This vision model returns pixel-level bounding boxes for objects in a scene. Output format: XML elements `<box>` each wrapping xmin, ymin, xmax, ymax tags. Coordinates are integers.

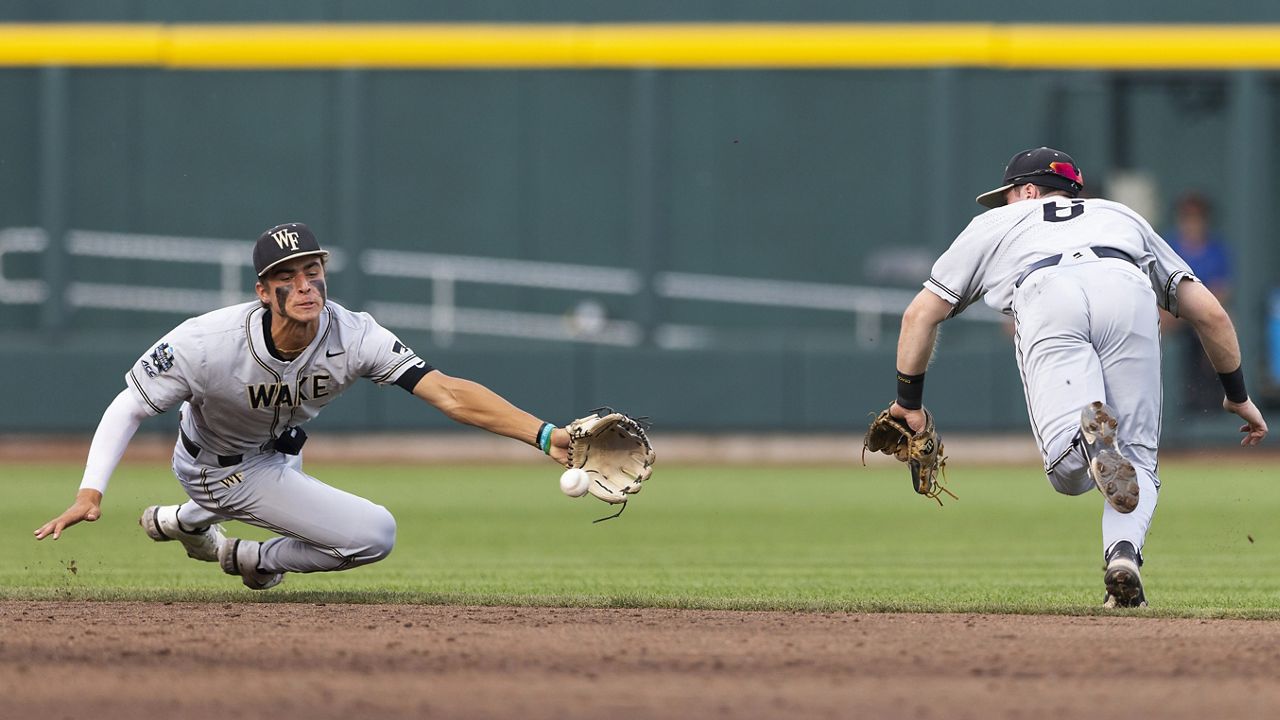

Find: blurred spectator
<box><xmin>1164</xmin><ymin>192</ymin><xmax>1234</xmax><ymax>414</ymax></box>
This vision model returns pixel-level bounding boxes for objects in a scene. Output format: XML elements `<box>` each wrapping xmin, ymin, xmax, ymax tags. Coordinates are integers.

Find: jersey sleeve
<box><xmin>923</xmin><ymin>215</ymin><xmax>991</xmax><ymax>316</ymax></box>
<box><xmin>124</xmin><ymin>323</ymin><xmax>200</xmax><ymax>416</ymax></box>
<box><xmin>1136</xmin><ymin>214</ymin><xmax>1200</xmax><ymax>316</ymax></box>
<box><xmin>354</xmin><ymin>314</ymin><xmax>436</xmax><ymax>391</ymax></box>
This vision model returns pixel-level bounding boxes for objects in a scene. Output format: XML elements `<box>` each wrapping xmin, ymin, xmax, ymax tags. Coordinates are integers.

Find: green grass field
<box><xmin>4</xmin><ymin>460</ymin><xmax>1276</xmax><ymax>617</ymax></box>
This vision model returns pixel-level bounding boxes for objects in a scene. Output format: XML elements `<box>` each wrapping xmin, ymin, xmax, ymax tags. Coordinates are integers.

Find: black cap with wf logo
<box><xmin>253</xmin><ymin>222</ymin><xmax>330</xmax><ymax>277</ymax></box>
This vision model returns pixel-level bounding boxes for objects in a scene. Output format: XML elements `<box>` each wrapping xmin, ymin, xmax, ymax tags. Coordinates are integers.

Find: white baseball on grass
<box><xmin>559</xmin><ymin>468</ymin><xmax>591</xmax><ymax>498</ymax></box>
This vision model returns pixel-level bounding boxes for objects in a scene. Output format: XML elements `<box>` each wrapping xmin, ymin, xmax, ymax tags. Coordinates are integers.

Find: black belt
<box><xmin>180</xmin><ymin>428</ymin><xmax>243</xmax><ymax>468</ymax></box>
<box><xmin>1014</xmin><ymin>246</ymin><xmax>1137</xmax><ymax>289</ymax></box>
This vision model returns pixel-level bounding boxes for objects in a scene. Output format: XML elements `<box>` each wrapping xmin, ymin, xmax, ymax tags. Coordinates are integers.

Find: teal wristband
<box><xmin>536</xmin><ymin>423</ymin><xmax>555</xmax><ymax>455</ymax></box>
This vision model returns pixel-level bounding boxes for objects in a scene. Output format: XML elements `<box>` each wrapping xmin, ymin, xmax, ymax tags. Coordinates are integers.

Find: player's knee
<box><xmin>1046</xmin><ymin>469</ymin><xmax>1092</xmax><ymax>496</ymax></box>
<box><xmin>368</xmin><ymin>506</ymin><xmax>397</xmax><ymax>561</ymax></box>
<box><xmin>350</xmin><ymin>506</ymin><xmax>397</xmax><ymax>564</ymax></box>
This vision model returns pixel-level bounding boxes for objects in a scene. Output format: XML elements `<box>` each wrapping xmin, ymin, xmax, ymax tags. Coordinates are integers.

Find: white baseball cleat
<box><xmin>1103</xmin><ymin>541</ymin><xmax>1147</xmax><ymax>608</ymax></box>
<box><xmin>218</xmin><ymin>538</ymin><xmax>284</xmax><ymax>590</ymax></box>
<box><xmin>140</xmin><ymin>505</ymin><xmax>226</xmax><ymax>562</ymax></box>
<box><xmin>1079</xmin><ymin>401</ymin><xmax>1139</xmax><ymax>513</ymax></box>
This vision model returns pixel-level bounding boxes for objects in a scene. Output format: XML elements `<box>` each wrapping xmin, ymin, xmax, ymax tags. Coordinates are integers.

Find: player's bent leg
<box><xmin>1014</xmin><ymin>272</ymin><xmax>1108</xmax><ymax>497</ymax></box>
<box><xmin>1041</xmin><ymin>423</ymin><xmax>1094</xmax><ymax>496</ymax></box>
<box><xmin>253</xmin><ymin>500</ymin><xmax>396</xmax><ymax>574</ymax></box>
<box><xmin>174</xmin><ymin>499</ymin><xmax>225</xmax><ymax>530</ymax></box>
<box><xmin>1043</xmin><ymin>402</ymin><xmax>1142</xmax><ymax>513</ymax></box>
<box><xmin>139</xmin><ymin>502</ymin><xmax>228</xmax><ymax>562</ymax></box>
<box><xmin>1079</xmin><ymin>402</ymin><xmax>1139</xmax><ymax>513</ymax></box>
<box><xmin>1043</xmin><ymin>447</ymin><xmax>1092</xmax><ymax>495</ymax></box>
<box><xmin>218</xmin><ymin>538</ymin><xmax>283</xmax><ymax>590</ymax></box>
<box><xmin>171</xmin><ymin>452</ymin><xmax>397</xmax><ymax>588</ymax></box>
<box><xmin>209</xmin><ymin>455</ymin><xmax>398</xmax><ymax>577</ymax></box>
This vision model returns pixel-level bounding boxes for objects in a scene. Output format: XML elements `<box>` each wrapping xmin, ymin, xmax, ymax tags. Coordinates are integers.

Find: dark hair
<box><xmin>1177</xmin><ymin>192</ymin><xmax>1211</xmax><ymax>217</ymax></box>
<box><xmin>1013</xmin><ymin>183</ymin><xmax>1073</xmax><ymax>199</ymax></box>
<box><xmin>1034</xmin><ymin>184</ymin><xmax>1072</xmax><ymax>198</ymax></box>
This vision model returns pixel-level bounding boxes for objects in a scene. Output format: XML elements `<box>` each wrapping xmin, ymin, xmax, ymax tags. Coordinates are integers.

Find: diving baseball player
<box><xmin>34</xmin><ymin>222</ymin><xmax>574</xmax><ymax>589</ymax></box>
<box><xmin>886</xmin><ymin>148</ymin><xmax>1267</xmax><ymax>607</ymax></box>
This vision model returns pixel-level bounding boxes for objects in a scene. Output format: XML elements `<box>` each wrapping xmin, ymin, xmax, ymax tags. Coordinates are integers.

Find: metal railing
<box><xmin>0</xmin><ymin>227</ymin><xmax>1002</xmax><ymax>348</ymax></box>
<box><xmin>360</xmin><ymin>248</ymin><xmax>644</xmax><ymax>346</ymax></box>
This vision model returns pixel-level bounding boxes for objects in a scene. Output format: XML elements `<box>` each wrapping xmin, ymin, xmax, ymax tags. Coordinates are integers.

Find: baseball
<box><xmin>559</xmin><ymin>468</ymin><xmax>591</xmax><ymax>497</ymax></box>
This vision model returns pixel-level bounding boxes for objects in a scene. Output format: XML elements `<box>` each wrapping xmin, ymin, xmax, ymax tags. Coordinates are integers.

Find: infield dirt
<box><xmin>2</xmin><ymin>602</ymin><xmax>1278</xmax><ymax>719</ymax></box>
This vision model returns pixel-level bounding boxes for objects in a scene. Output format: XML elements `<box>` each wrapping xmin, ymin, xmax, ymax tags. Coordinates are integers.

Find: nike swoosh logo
<box><xmin>326</xmin><ymin>350</ymin><xmax>345</xmax><ymax>358</ymax></box>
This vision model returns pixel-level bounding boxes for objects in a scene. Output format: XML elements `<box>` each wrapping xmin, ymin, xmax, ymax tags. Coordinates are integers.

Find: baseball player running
<box><xmin>887</xmin><ymin>148</ymin><xmax>1267</xmax><ymax>607</ymax></box>
<box><xmin>34</xmin><ymin>222</ymin><xmax>574</xmax><ymax>589</ymax></box>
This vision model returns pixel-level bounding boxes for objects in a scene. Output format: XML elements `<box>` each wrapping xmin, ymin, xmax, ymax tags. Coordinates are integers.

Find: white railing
<box><xmin>0</xmin><ymin>227</ymin><xmax>345</xmax><ymax>313</ymax></box>
<box><xmin>654</xmin><ymin>271</ymin><xmax>925</xmax><ymax>348</ymax></box>
<box><xmin>1</xmin><ymin>227</ymin><xmax>1001</xmax><ymax>348</ymax></box>
<box><xmin>0</xmin><ymin>228</ymin><xmax>47</xmax><ymax>304</ymax></box>
<box><xmin>361</xmin><ymin>248</ymin><xmax>644</xmax><ymax>346</ymax></box>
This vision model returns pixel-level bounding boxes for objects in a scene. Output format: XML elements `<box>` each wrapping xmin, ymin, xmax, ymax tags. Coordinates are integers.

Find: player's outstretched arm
<box><xmin>33</xmin><ymin>389</ymin><xmax>150</xmax><ymax>540</ymax></box>
<box><xmin>1178</xmin><ymin>279</ymin><xmax>1268</xmax><ymax>445</ymax></box>
<box><xmin>411</xmin><ymin>370</ymin><xmax>571</xmax><ymax>465</ymax></box>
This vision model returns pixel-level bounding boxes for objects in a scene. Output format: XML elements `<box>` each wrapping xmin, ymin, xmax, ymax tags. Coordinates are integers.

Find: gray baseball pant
<box><xmin>1012</xmin><ymin>257</ymin><xmax>1162</xmax><ymax>560</ymax></box>
<box><xmin>170</xmin><ymin>441</ymin><xmax>396</xmax><ymax>574</ymax></box>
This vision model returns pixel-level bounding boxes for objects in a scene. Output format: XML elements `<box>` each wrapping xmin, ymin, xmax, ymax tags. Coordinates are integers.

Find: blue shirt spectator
<box><xmin>1164</xmin><ymin>192</ymin><xmax>1232</xmax><ymax>301</ymax></box>
<box><xmin>1163</xmin><ymin>192</ymin><xmax>1234</xmax><ymax>416</ymax></box>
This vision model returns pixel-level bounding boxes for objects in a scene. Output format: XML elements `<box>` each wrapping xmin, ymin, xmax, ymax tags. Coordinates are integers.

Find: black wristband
<box><xmin>896</xmin><ymin>370</ymin><xmax>925</xmax><ymax>410</ymax></box>
<box><xmin>1219</xmin><ymin>366</ymin><xmax>1248</xmax><ymax>404</ymax></box>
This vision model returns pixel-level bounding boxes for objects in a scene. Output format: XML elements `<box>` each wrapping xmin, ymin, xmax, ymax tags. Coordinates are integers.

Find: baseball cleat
<box><xmin>140</xmin><ymin>505</ymin><xmax>226</xmax><ymax>562</ymax></box>
<box><xmin>218</xmin><ymin>538</ymin><xmax>284</xmax><ymax>590</ymax></box>
<box><xmin>1102</xmin><ymin>541</ymin><xmax>1147</xmax><ymax>608</ymax></box>
<box><xmin>1079</xmin><ymin>401</ymin><xmax>1139</xmax><ymax>513</ymax></box>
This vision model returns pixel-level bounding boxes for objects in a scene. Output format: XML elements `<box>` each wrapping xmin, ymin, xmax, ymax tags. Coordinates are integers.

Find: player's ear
<box><xmin>255</xmin><ymin>280</ymin><xmax>270</xmax><ymax>305</ymax></box>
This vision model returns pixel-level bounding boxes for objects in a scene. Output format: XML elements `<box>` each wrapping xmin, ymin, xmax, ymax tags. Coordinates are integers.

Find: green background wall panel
<box><xmin>0</xmin><ymin>73</ymin><xmax>38</xmax><ymax>230</ymax></box>
<box><xmin>0</xmin><ymin>21</ymin><xmax>1271</xmax><ymax>448</ymax></box>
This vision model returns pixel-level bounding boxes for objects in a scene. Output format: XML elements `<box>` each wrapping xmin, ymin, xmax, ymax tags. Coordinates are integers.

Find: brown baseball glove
<box><xmin>862</xmin><ymin>405</ymin><xmax>955</xmax><ymax>505</ymax></box>
<box><xmin>566</xmin><ymin>409</ymin><xmax>656</xmax><ymax>522</ymax></box>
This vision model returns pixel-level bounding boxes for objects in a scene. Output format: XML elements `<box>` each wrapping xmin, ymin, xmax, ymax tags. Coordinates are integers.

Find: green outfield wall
<box><xmin>1</xmin><ymin>18</ymin><xmax>1277</xmax><ymax>443</ymax></box>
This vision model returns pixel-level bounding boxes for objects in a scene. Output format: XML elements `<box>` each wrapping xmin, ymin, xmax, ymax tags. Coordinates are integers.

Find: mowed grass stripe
<box><xmin>3</xmin><ymin>461</ymin><xmax>1275</xmax><ymax>617</ymax></box>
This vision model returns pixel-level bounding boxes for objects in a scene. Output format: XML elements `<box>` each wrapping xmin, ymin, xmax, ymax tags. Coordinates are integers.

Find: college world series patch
<box><xmin>148</xmin><ymin>342</ymin><xmax>175</xmax><ymax>374</ymax></box>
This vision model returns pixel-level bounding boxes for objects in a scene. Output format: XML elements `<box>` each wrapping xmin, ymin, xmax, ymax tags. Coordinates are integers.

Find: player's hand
<box><xmin>547</xmin><ymin>427</ymin><xmax>571</xmax><ymax>467</ymax></box>
<box><xmin>889</xmin><ymin>402</ymin><xmax>927</xmax><ymax>434</ymax></box>
<box><xmin>33</xmin><ymin>489</ymin><xmax>103</xmax><ymax>540</ymax></box>
<box><xmin>1224</xmin><ymin>398</ymin><xmax>1268</xmax><ymax>446</ymax></box>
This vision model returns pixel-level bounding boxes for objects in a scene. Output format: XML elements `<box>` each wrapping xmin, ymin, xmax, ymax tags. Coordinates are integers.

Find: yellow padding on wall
<box><xmin>0</xmin><ymin>24</ymin><xmax>165</xmax><ymax>66</ymax></box>
<box><xmin>1003</xmin><ymin>25</ymin><xmax>1280</xmax><ymax>69</ymax></box>
<box><xmin>2</xmin><ymin>23</ymin><xmax>1280</xmax><ymax>69</ymax></box>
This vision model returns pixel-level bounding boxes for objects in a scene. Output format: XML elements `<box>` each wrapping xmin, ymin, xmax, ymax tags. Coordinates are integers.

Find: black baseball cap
<box><xmin>975</xmin><ymin>147</ymin><xmax>1085</xmax><ymax>209</ymax></box>
<box><xmin>253</xmin><ymin>222</ymin><xmax>329</xmax><ymax>277</ymax></box>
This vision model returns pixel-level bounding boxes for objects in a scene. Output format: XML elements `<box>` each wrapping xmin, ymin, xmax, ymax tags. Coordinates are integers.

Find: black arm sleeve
<box><xmin>394</xmin><ymin>363</ymin><xmax>436</xmax><ymax>393</ymax></box>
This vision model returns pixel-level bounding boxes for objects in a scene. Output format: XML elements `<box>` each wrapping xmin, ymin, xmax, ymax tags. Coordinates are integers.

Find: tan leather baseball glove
<box><xmin>566</xmin><ymin>409</ymin><xmax>656</xmax><ymax>521</ymax></box>
<box><xmin>862</xmin><ymin>405</ymin><xmax>955</xmax><ymax>506</ymax></box>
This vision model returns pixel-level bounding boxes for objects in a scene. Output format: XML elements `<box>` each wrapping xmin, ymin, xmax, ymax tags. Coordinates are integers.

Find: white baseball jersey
<box><xmin>924</xmin><ymin>197</ymin><xmax>1197</xmax><ymax>317</ymax></box>
<box><xmin>126</xmin><ymin>300</ymin><xmax>432</xmax><ymax>458</ymax></box>
<box><xmin>923</xmin><ymin>195</ymin><xmax>1200</xmax><ymax>564</ymax></box>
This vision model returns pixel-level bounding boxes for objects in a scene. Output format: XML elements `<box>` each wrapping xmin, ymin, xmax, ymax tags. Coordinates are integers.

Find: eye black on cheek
<box><xmin>274</xmin><ymin>286</ymin><xmax>290</xmax><ymax>310</ymax></box>
<box><xmin>311</xmin><ymin>278</ymin><xmax>327</xmax><ymax>302</ymax></box>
